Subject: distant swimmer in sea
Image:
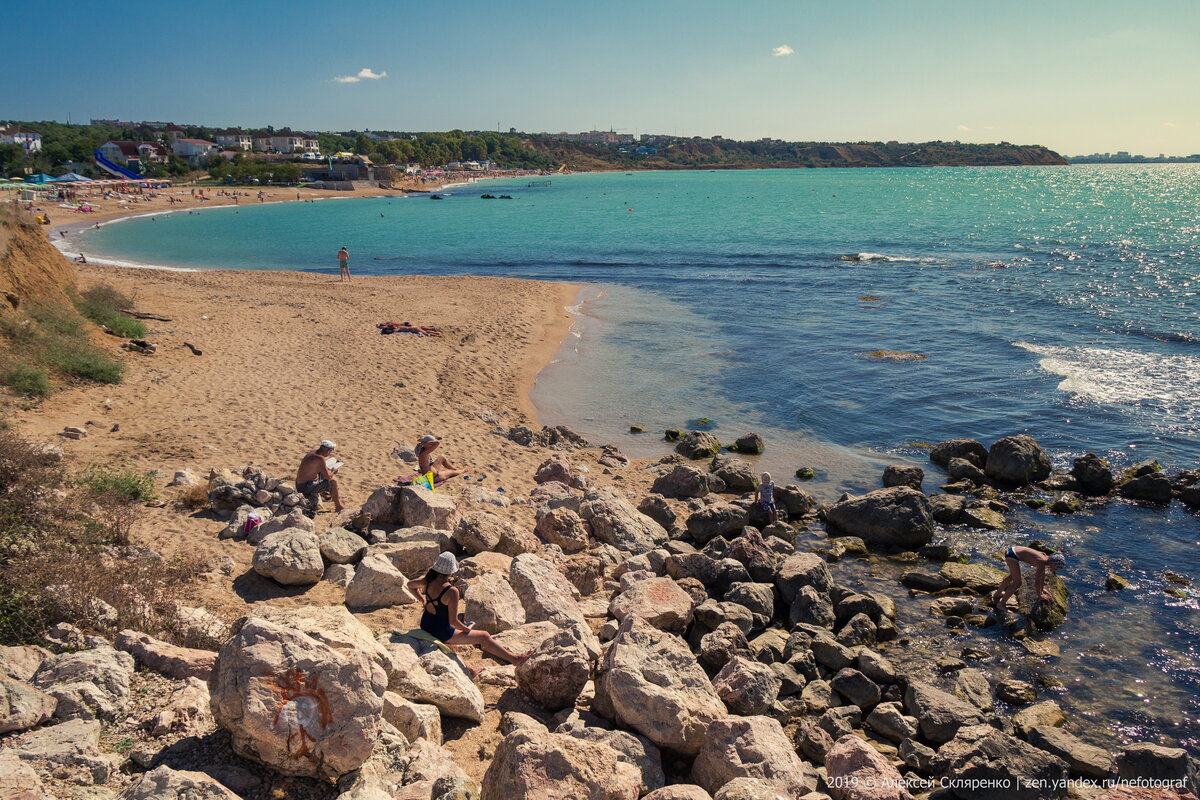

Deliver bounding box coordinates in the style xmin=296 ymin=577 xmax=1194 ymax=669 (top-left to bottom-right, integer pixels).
xmin=337 ymin=246 xmax=351 ymax=282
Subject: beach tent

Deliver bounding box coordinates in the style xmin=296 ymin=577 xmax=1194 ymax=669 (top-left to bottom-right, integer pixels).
xmin=25 ymin=174 xmax=55 ymax=183
xmin=53 ymin=172 xmax=92 ymax=182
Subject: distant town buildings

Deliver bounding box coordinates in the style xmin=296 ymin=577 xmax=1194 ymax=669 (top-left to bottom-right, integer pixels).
xmin=171 ymin=138 xmax=221 ymax=165
xmin=1068 ymin=151 xmax=1200 ymax=164
xmin=0 ymin=126 xmax=42 ymax=152
xmin=543 ymin=130 xmax=636 ymax=145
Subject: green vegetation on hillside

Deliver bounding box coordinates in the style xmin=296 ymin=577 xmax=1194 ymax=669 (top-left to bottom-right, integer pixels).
xmin=524 ymin=136 xmax=1068 ymax=170
xmin=74 ymin=284 xmax=147 ymax=339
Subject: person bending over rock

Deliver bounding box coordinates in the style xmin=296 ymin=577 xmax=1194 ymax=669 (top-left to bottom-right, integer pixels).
xmin=408 ymin=552 xmax=528 ymax=676
xmin=993 ymin=545 xmax=1065 ymax=611
xmin=296 ymin=439 xmax=344 ymax=513
xmin=417 ymin=435 xmax=469 ymax=481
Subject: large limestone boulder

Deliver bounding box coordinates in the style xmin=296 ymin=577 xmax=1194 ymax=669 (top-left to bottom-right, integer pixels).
xmin=378 ymin=633 xmax=484 ymax=722
xmin=115 ymin=630 xmax=216 ymax=680
xmin=653 ymin=465 xmax=724 ymax=498
xmin=710 ymin=456 xmax=757 ymax=492
xmin=535 ymin=507 xmax=591 ymax=553
xmin=941 ymin=561 xmax=1008 ymax=594
xmin=686 ymin=503 xmax=749 ymax=544
xmin=118 ymin=765 xmax=241 ymax=799
xmin=0 ymin=645 xmax=51 ymax=682
xmin=1024 ymin=725 xmax=1113 ymax=779
xmin=643 ymin=788 xmax=712 ymax=800
xmin=516 ymin=630 xmax=591 ymax=711
xmin=580 ymin=490 xmax=669 ymax=554
xmin=904 ymin=680 xmax=988 ymax=744
xmin=454 ymin=511 xmax=521 ymax=556
xmin=711 ymin=657 xmax=780 ymax=716
xmin=985 ymin=435 xmax=1052 ymax=485
xmin=931 ymin=723 xmax=1069 ymax=799
xmin=382 ymin=692 xmax=441 ymax=743
xmin=824 ymin=487 xmax=934 ymax=548
xmin=482 ymin=729 xmax=642 ymax=800
xmin=371 ymin=540 xmax=443 ymax=578
xmin=400 ymin=485 xmax=459 ymax=530
xmin=609 ymin=577 xmax=695 ymax=632
xmin=825 ymin=733 xmax=913 ymax=800
xmin=1116 ymin=743 xmax=1198 ymax=793
xmin=508 ymin=554 xmax=599 ymax=656
xmin=32 ymin=646 xmax=134 ymax=723
xmin=359 ymin=485 xmax=404 ymax=525
xmin=676 ymin=430 xmax=722 ymax=460
xmin=252 ymin=529 xmax=324 ymax=585
xmin=256 ymin=605 xmax=399 ymax=685
xmin=463 ymin=570 xmax=526 ymax=633
xmin=0 ymin=675 xmax=56 ymax=734
xmin=147 ymin=677 xmax=213 ymax=738
xmin=594 ymin=616 xmax=726 ymax=755
xmin=556 ymin=718 xmax=666 ymax=795
xmin=208 ymin=616 xmax=386 ymax=778
xmin=12 ymin=718 xmax=121 ymax=785
xmin=690 ymin=716 xmax=819 ymax=797
xmin=775 ymin=552 xmax=834 ymax=605
xmin=318 ymin=527 xmax=369 ymax=564
xmin=248 ymin=508 xmax=313 ymax=545
xmin=344 ymin=553 xmax=419 ymax=610
xmin=0 ymin=749 xmax=50 ymax=798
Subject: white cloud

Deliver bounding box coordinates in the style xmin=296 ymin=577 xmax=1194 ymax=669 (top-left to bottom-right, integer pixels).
xmin=772 ymin=45 xmax=795 ymax=57
xmin=332 ymin=67 xmax=388 ymax=84
xmin=956 ymin=124 xmax=972 ymax=132
xmin=1162 ymin=121 xmax=1177 ymax=127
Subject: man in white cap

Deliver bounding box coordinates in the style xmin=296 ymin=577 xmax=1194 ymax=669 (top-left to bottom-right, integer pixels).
xmin=296 ymin=439 xmax=344 ymax=513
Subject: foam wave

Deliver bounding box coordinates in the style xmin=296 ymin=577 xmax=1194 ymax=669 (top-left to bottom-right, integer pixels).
xmin=1015 ymin=341 xmax=1200 ymax=414
xmin=840 ymin=252 xmax=933 ymax=263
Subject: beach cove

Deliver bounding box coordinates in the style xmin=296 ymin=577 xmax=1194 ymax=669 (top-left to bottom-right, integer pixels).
xmin=2 ymin=165 xmax=1197 ymax=797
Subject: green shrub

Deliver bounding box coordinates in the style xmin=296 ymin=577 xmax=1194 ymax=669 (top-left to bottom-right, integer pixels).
xmin=45 ymin=342 xmax=124 ymax=383
xmin=79 ymin=466 xmax=157 ymax=502
xmin=1 ymin=364 xmax=52 ymax=397
xmin=73 ymin=284 xmax=147 ymax=339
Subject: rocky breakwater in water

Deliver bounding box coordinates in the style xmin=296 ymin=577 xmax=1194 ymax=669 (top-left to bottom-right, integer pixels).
xmin=4 ymin=426 xmax=1198 ymax=800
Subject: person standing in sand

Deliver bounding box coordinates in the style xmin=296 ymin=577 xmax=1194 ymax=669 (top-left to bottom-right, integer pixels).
xmin=417 ymin=435 xmax=468 ymax=482
xmin=296 ymin=440 xmax=344 ymax=513
xmin=337 ymin=246 xmax=351 ymax=282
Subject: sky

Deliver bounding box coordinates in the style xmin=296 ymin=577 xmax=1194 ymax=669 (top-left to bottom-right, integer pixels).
xmin=7 ymin=0 xmax=1200 ymax=155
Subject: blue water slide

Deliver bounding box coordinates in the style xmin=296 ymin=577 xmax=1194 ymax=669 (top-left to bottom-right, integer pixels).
xmin=93 ymin=150 xmax=143 ymax=180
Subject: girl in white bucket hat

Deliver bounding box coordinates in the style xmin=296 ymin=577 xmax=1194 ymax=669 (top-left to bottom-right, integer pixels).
xmin=408 ymin=551 xmax=529 ymax=674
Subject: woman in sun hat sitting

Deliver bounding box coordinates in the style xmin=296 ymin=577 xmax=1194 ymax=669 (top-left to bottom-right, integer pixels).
xmin=408 ymin=552 xmax=529 ymax=674
xmin=416 ymin=435 xmax=469 ymax=482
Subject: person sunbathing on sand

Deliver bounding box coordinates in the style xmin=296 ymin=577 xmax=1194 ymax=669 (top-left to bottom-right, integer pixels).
xmin=376 ymin=321 xmax=443 ymax=336
xmin=416 ymin=435 xmax=469 ymax=481
xmin=408 ymin=552 xmax=529 ymax=676
xmin=295 ymin=439 xmax=345 ymax=513
xmin=992 ymin=545 xmax=1066 ymax=611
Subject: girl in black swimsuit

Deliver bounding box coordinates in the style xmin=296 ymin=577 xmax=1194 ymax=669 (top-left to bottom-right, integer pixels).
xmin=408 ymin=552 xmax=530 ymax=673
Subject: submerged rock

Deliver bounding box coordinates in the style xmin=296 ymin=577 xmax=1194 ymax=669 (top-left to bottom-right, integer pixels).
xmin=1071 ymin=453 xmax=1114 ymax=495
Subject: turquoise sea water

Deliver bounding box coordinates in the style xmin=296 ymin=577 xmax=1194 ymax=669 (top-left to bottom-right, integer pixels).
xmin=79 ymin=166 xmax=1199 ymax=751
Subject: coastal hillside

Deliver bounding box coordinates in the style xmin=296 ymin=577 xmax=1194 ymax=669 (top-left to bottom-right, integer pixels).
xmin=0 ymin=208 xmax=74 ymax=307
xmin=522 ymin=136 xmax=1068 ymax=170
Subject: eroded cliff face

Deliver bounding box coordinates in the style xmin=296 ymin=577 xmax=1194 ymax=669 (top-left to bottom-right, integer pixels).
xmin=0 ymin=209 xmax=75 ymax=308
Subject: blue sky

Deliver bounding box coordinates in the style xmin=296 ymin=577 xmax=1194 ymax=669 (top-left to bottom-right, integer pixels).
xmin=8 ymin=0 xmax=1199 ymax=154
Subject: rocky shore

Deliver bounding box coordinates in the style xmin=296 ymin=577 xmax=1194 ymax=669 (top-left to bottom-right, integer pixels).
xmin=3 ymin=424 xmax=1196 ymax=800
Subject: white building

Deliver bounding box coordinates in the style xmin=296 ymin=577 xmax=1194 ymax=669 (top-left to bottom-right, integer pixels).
xmin=171 ymin=138 xmax=221 ymax=165
xmin=0 ymin=127 xmax=42 ymax=153
xmin=213 ymin=130 xmax=253 ymax=151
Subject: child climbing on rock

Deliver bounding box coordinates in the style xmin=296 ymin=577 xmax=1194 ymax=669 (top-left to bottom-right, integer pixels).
xmin=754 ymin=472 xmax=778 ymax=524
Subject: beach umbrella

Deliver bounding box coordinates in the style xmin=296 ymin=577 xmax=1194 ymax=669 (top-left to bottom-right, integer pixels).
xmin=25 ymin=174 xmax=55 ymax=183
xmin=53 ymin=172 xmax=92 ymax=181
